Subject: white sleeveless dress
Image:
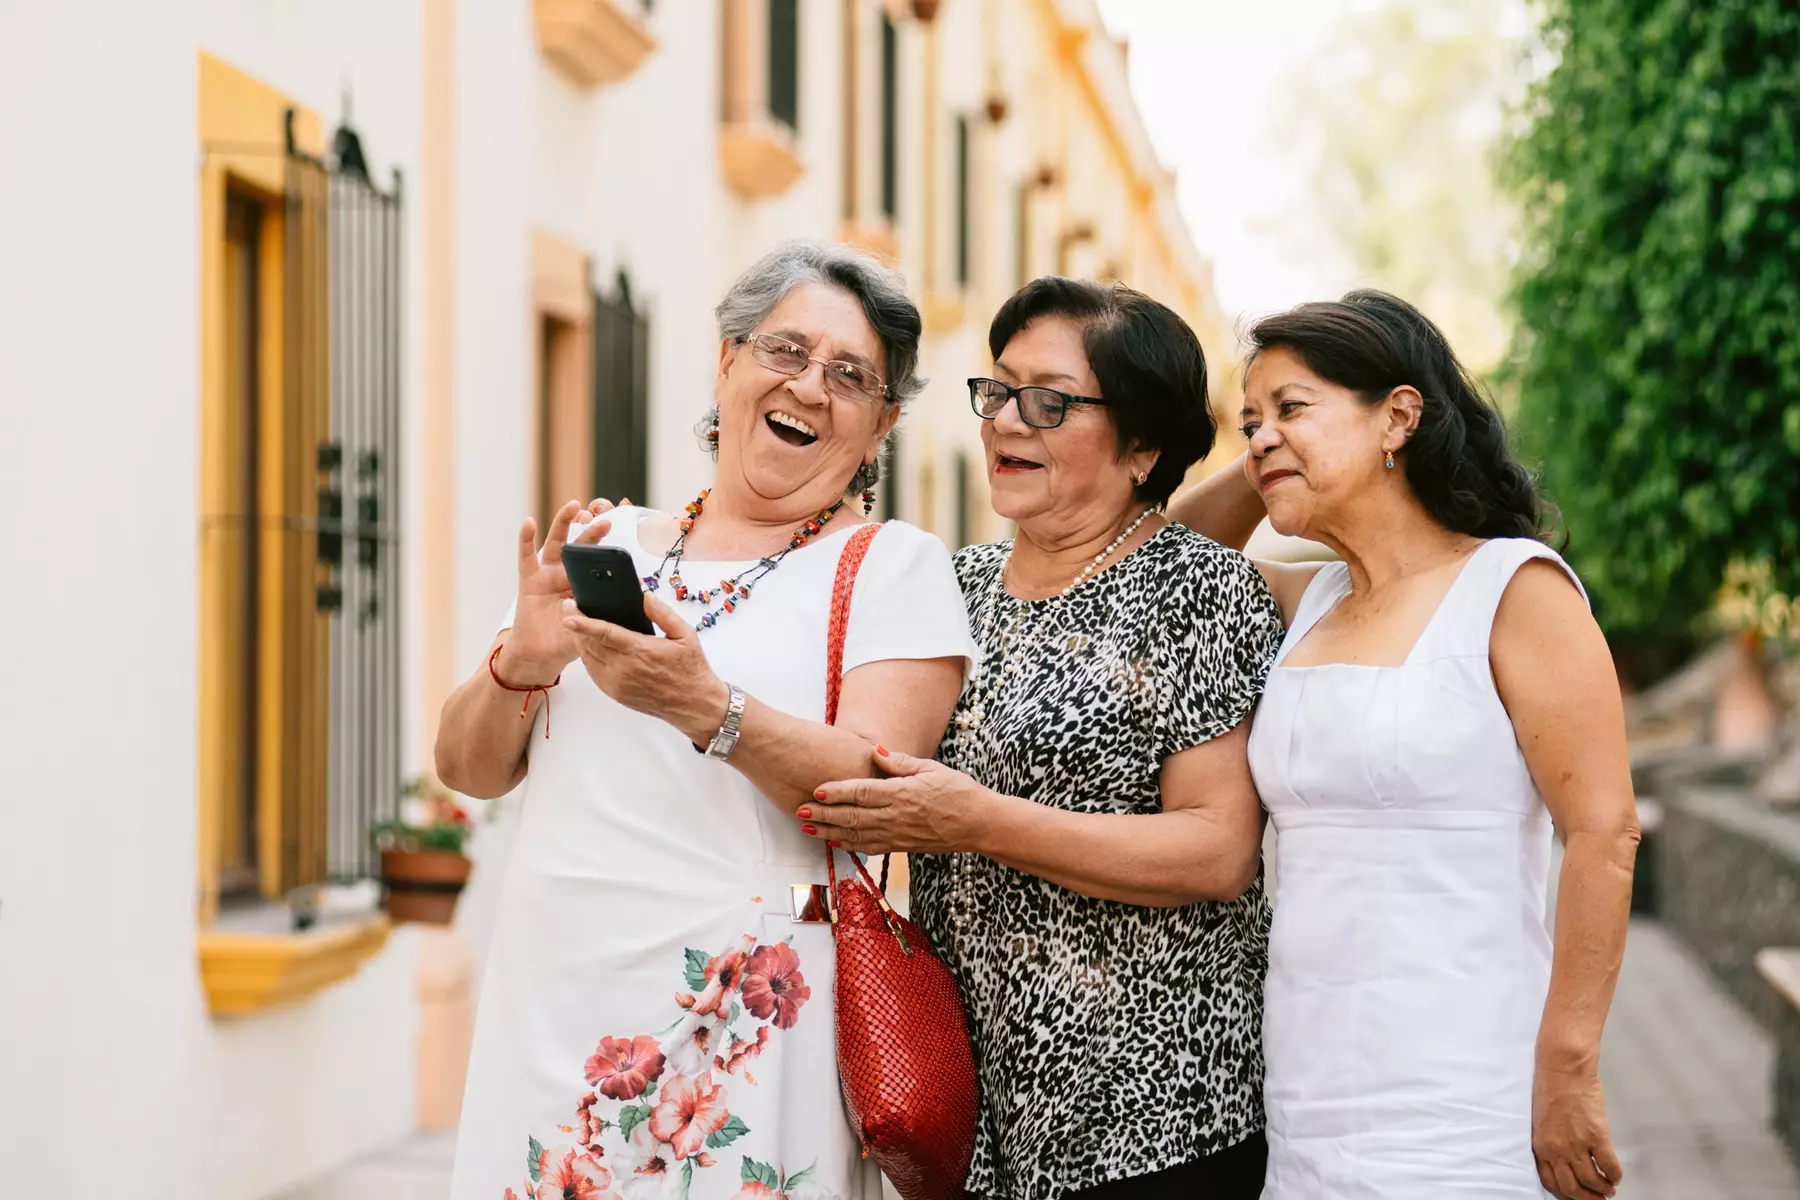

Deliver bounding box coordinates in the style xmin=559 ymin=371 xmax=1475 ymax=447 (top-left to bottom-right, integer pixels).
xmin=1248 ymin=538 xmax=1583 ymax=1199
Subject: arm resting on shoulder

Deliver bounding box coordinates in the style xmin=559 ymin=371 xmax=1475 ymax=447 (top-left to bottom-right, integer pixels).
xmin=1167 ymin=453 xmax=1266 ymax=552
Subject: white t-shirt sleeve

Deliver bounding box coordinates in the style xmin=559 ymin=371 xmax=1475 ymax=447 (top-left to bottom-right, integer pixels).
xmin=840 ymin=522 xmax=978 ymax=675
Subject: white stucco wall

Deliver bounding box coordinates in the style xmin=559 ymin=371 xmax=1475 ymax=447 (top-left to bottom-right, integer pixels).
xmin=0 ymin=4 xmax=433 ymax=1196
xmin=0 ymin=3 xmax=211 ymax=1197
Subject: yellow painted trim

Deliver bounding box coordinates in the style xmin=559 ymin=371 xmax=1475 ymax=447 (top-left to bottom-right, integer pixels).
xmin=197 ymin=53 xmax=323 ymax=924
xmin=720 ymin=122 xmax=806 ymax=198
xmin=534 ymin=0 xmax=656 ymax=90
xmin=923 ymin=292 xmax=965 ymax=334
xmin=199 ymin=915 xmax=393 ymax=1016
xmin=532 ymin=230 xmax=592 ymax=325
xmin=839 ymin=219 xmax=899 ymax=266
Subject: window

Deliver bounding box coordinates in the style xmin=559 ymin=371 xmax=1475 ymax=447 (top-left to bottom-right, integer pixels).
xmin=719 ymin=0 xmax=805 ymax=197
xmin=592 ymin=272 xmax=650 ymax=503
xmin=767 ymin=0 xmax=799 ymax=132
xmin=880 ymin=12 xmax=898 ymax=221
xmin=200 ymin=60 xmax=403 ymax=922
xmin=532 ymin=230 xmax=597 ymax=528
xmin=196 ymin=53 xmax=398 ymax=1014
xmin=955 ymin=113 xmax=971 ymax=288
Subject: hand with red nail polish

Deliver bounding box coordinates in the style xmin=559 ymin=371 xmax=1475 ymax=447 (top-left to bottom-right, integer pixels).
xmin=801 ymin=745 xmax=993 ymax=856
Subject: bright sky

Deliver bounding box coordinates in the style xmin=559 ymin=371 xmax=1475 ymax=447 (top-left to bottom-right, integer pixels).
xmin=1096 ymin=0 xmax=1366 ymax=328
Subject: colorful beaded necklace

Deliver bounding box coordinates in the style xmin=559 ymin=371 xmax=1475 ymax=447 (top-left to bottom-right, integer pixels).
xmin=642 ymin=488 xmax=847 ymax=630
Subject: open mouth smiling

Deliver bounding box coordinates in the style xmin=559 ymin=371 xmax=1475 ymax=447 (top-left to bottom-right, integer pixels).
xmin=994 ymin=452 xmax=1042 ymax=474
xmin=765 ymin=411 xmax=819 ymax=447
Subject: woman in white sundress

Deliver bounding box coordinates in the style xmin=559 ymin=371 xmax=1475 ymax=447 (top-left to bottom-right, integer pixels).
xmin=435 ymin=243 xmax=976 ymax=1200
xmin=1170 ymin=291 xmax=1641 ymax=1200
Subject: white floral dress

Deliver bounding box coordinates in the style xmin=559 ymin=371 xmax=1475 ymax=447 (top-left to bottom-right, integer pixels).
xmin=449 ymin=508 xmax=976 ymax=1200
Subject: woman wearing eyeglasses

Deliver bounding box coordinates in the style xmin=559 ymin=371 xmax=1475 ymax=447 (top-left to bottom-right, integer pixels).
xmin=803 ymin=277 xmax=1285 ymax=1198
xmin=438 ymin=242 xmax=976 ymax=1200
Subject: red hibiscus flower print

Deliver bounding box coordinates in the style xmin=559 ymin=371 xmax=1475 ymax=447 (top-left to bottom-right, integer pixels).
xmin=714 ymin=1025 xmax=771 ymax=1076
xmin=584 ymin=1034 xmax=666 ymax=1101
xmin=680 ymin=933 xmax=755 ymax=1017
xmin=741 ymin=943 xmax=811 ymax=1029
xmin=647 ymin=1072 xmax=731 ymax=1160
xmin=535 ymin=1146 xmax=612 ymax=1200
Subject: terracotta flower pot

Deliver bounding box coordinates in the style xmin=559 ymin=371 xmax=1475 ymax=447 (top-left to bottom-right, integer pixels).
xmin=380 ymin=848 xmax=473 ymax=925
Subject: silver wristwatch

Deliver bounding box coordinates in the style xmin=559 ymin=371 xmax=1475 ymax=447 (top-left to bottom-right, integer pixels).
xmin=704 ymin=683 xmax=748 ymax=760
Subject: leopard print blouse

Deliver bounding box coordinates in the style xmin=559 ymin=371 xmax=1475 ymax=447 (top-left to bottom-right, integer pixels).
xmin=910 ymin=523 xmax=1284 ymax=1200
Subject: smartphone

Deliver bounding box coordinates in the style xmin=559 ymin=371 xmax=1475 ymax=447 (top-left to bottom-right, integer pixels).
xmin=560 ymin=543 xmax=655 ymax=636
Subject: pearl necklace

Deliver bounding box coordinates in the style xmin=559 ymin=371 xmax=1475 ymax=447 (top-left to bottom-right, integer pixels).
xmin=953 ymin=506 xmax=1158 ymax=734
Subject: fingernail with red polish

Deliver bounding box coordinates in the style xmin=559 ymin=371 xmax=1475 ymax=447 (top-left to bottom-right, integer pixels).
xmin=801 ymin=824 xmax=818 ymax=837
xmin=827 ymin=841 xmax=841 ymax=849
xmin=813 ymin=790 xmax=826 ymax=801
xmin=875 ymin=745 xmax=890 ymax=757
xmin=796 ymin=807 xmax=812 ymax=820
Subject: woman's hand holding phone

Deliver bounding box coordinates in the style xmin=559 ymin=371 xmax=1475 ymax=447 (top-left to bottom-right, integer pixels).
xmin=500 ymin=499 xmax=612 ymax=684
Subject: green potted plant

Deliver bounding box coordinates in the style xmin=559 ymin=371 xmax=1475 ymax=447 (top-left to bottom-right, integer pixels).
xmin=372 ymin=776 xmax=475 ymax=925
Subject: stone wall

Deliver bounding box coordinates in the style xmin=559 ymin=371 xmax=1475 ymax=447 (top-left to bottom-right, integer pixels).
xmin=1655 ymin=786 xmax=1800 ymax=1030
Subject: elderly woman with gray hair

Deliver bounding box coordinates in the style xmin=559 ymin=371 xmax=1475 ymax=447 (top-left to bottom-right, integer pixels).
xmin=439 ymin=242 xmax=976 ymax=1200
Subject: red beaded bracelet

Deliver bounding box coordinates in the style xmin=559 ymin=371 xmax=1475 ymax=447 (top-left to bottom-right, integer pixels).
xmin=488 ymin=644 xmax=560 ymax=737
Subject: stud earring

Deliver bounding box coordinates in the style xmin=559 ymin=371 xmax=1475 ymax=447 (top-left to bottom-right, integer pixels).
xmin=1384 ymin=450 xmax=1396 ymax=470
xmin=862 ymin=488 xmax=877 ymax=517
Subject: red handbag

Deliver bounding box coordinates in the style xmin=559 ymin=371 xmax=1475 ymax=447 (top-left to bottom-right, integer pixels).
xmin=822 ymin=523 xmax=979 ymax=1200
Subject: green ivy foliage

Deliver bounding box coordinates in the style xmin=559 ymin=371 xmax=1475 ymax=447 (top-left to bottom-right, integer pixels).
xmin=1507 ymin=0 xmax=1800 ymax=642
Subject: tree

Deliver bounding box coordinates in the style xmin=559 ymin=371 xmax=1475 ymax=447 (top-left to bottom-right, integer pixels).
xmin=1272 ymin=0 xmax=1527 ymax=371
xmin=1506 ymin=0 xmax=1800 ymax=644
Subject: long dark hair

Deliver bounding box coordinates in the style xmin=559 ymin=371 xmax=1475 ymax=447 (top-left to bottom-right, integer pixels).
xmin=1248 ymin=290 xmax=1550 ymax=542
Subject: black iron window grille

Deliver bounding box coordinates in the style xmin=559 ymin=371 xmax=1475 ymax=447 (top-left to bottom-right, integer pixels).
xmin=592 ymin=271 xmax=650 ymax=504
xmin=768 ymin=0 xmax=800 ymax=133
xmin=285 ymin=110 xmax=404 ymax=888
xmin=880 ymin=12 xmax=899 ymax=221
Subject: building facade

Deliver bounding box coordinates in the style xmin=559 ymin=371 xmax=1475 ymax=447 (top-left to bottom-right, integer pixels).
xmin=0 ymin=3 xmax=1219 ymax=1197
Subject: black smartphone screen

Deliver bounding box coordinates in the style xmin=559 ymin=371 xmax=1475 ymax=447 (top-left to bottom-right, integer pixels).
xmin=560 ymin=543 xmax=655 ymax=636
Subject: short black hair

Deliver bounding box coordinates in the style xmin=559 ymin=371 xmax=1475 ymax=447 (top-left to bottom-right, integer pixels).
xmin=987 ymin=276 xmax=1215 ymax=506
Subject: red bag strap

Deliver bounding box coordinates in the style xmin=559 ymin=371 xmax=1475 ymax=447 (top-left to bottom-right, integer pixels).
xmin=824 ymin=523 xmax=892 ymax=898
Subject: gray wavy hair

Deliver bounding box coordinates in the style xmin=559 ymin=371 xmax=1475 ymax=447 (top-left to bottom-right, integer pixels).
xmin=701 ymin=240 xmax=925 ymax=494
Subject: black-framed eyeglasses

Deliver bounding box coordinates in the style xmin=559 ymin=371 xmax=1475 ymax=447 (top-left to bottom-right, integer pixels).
xmin=967 ymin=377 xmax=1110 ymax=430
xmin=741 ymin=333 xmax=889 ymax=403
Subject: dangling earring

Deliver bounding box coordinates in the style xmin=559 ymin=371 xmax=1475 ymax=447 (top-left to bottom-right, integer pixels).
xmin=1384 ymin=450 xmax=1396 ymax=470
xmin=862 ymin=488 xmax=877 ymax=517
xmin=706 ymin=420 xmax=720 ymax=450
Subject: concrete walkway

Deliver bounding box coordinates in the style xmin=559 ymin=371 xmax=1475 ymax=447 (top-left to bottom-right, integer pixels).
xmin=272 ymin=920 xmax=1798 ymax=1200
xmin=1599 ymin=920 xmax=1799 ymax=1198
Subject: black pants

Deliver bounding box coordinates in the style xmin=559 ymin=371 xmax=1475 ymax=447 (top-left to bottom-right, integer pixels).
xmin=1060 ymin=1132 xmax=1268 ymax=1199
